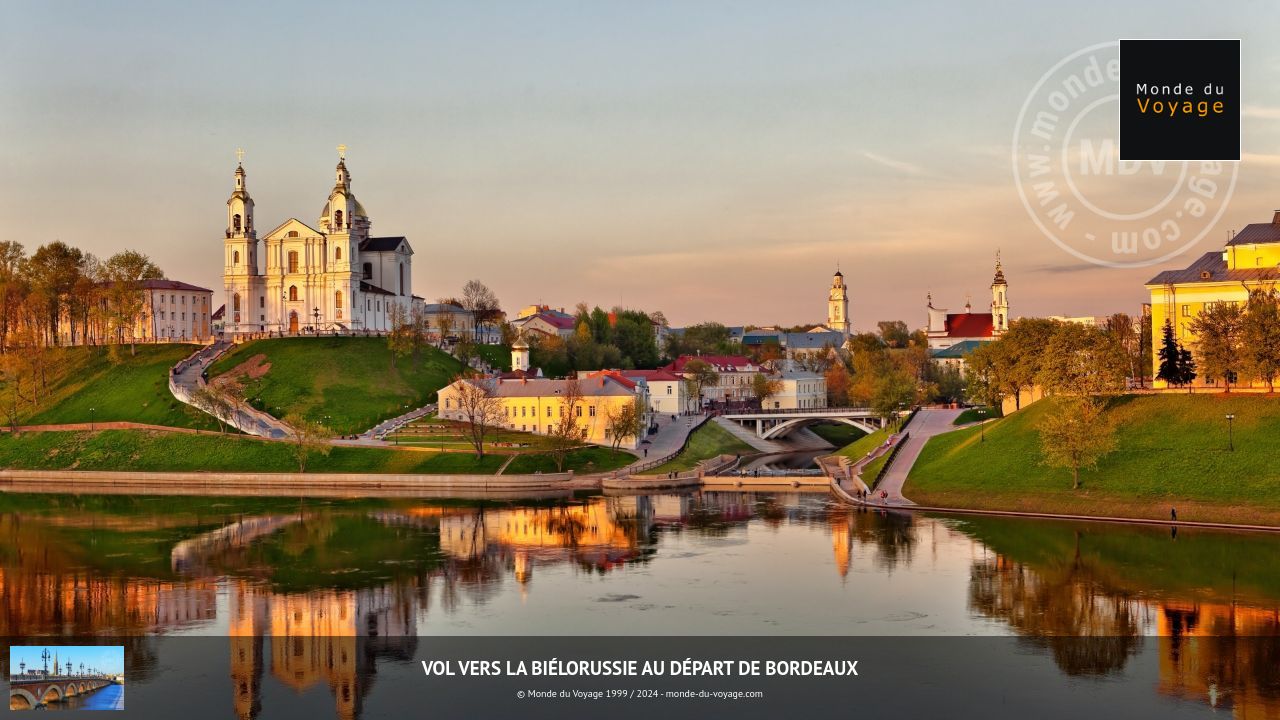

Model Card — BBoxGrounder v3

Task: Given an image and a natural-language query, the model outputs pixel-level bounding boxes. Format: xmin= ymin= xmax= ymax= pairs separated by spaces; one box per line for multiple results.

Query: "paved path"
xmin=620 ymin=413 xmax=708 ymax=472
xmin=875 ymin=407 xmax=965 ymax=506
xmin=170 ymin=341 xmax=292 ymax=440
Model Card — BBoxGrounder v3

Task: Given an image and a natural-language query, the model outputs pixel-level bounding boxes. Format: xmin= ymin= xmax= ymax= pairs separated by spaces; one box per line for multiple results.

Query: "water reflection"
xmin=5 ymin=494 xmax=1280 ymax=717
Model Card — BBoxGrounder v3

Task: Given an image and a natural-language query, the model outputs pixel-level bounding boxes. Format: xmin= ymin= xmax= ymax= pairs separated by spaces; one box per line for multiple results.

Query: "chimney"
xmin=1273 ymin=210 xmax=1280 ymax=225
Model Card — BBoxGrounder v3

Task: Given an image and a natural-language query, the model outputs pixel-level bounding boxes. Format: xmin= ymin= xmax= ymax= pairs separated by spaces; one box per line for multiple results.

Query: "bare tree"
xmin=189 ymin=384 xmax=232 ymax=434
xmin=451 ymin=375 xmax=504 ymax=458
xmin=605 ymin=397 xmax=644 ymax=450
xmin=547 ymin=377 xmax=585 ymax=471
xmin=461 ymin=279 xmax=503 ymax=327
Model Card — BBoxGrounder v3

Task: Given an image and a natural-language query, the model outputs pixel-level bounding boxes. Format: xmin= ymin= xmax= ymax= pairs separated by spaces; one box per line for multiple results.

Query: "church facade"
xmin=222 ymin=152 xmax=415 ymax=336
xmin=926 ymin=254 xmax=1009 ymax=351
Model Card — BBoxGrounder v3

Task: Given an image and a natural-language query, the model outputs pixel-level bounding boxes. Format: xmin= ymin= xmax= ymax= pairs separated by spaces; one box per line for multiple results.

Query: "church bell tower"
xmin=990 ymin=251 xmax=1009 ymax=335
xmin=828 ymin=268 xmax=850 ymax=338
xmin=225 ymin=151 xmax=258 ymax=274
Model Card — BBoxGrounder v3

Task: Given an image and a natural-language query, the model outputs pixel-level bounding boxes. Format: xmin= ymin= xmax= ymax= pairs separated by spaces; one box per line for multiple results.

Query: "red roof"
xmin=944 ymin=313 xmax=994 ymax=339
xmin=582 ymin=370 xmax=638 ymax=390
xmin=664 ymin=355 xmax=757 ymax=373
xmin=622 ymin=369 xmax=682 ymax=382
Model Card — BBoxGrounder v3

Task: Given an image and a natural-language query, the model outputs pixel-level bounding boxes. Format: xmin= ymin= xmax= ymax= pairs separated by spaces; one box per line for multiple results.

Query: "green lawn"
xmin=861 ymin=451 xmax=891 ymax=486
xmin=20 ymin=344 xmax=219 ymax=430
xmin=834 ymin=426 xmax=890 ymax=460
xmin=207 ymin=337 xmax=462 ymax=435
xmin=648 ymin=421 xmax=755 ymax=473
xmin=503 ymin=446 xmax=634 ymax=474
xmin=909 ymin=394 xmax=1280 ymax=525
xmin=470 ymin=343 xmax=511 ymax=372
xmin=809 ymin=422 xmax=866 ymax=447
xmin=953 ymin=406 xmax=1000 ymax=425
xmin=0 ymin=429 xmax=505 ymax=474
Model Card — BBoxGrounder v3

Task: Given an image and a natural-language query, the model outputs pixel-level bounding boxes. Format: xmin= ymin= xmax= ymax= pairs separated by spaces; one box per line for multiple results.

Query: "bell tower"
xmin=827 ymin=268 xmax=850 ymax=338
xmin=990 ymin=251 xmax=1009 ymax=335
xmin=225 ymin=150 xmax=258 ymax=277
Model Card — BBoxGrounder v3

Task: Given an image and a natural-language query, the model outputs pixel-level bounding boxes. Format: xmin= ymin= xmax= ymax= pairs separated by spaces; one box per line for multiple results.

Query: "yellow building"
xmin=1145 ymin=210 xmax=1280 ymax=389
xmin=437 ymin=372 xmax=648 ymax=450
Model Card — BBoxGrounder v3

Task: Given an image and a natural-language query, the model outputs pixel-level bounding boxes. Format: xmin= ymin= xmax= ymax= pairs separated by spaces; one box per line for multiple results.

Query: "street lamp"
xmin=89 ymin=406 xmax=95 ymax=431
xmin=41 ymin=648 xmax=49 ymax=676
xmin=313 ymin=307 xmax=321 ymax=332
xmin=1226 ymin=413 xmax=1236 ymax=452
xmin=978 ymin=408 xmax=987 ymax=443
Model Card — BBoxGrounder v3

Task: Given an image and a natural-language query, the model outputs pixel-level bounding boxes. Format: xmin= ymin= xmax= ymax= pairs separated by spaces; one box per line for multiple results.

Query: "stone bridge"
xmin=720 ymin=406 xmax=884 ymax=439
xmin=10 ymin=677 xmax=116 ymax=710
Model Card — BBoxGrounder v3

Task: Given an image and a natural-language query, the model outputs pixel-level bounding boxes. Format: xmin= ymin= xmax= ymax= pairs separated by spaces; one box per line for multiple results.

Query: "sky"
xmin=3 ymin=1 xmax=1280 ymax=330
xmin=10 ymin=645 xmax=124 ymax=675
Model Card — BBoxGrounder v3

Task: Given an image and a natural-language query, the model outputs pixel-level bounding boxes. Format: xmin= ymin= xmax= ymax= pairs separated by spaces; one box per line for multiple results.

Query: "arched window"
xmin=289 ymin=285 xmax=298 ymax=302
xmin=233 ymin=250 xmax=240 ymax=265
xmin=334 ymin=290 xmax=343 ymax=309
xmin=362 ymin=262 xmax=372 ymax=280
xmin=232 ymin=293 xmax=241 ymax=312
xmin=398 ymin=263 xmax=405 ymax=295
xmin=287 ymin=251 xmax=299 ymax=273
xmin=334 ymin=209 xmax=343 ymax=228
xmin=336 ymin=246 xmax=342 ymax=261
xmin=232 ymin=214 xmax=242 ymax=232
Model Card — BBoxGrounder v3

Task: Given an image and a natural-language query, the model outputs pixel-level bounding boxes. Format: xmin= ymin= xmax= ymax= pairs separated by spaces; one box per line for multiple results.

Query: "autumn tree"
xmin=749 ymin=372 xmax=783 ymax=406
xmin=1037 ymin=322 xmax=1127 ymax=397
xmin=680 ymin=359 xmax=719 ymax=412
xmin=605 ymin=397 xmax=644 ymax=451
xmin=102 ymin=250 xmax=163 ymax=354
xmin=824 ymin=362 xmax=851 ymax=406
xmin=1190 ymin=301 xmax=1245 ymax=391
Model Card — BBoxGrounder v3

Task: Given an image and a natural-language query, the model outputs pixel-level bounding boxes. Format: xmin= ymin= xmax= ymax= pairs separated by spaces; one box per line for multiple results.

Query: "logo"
xmin=1012 ymin=41 xmax=1238 ymax=268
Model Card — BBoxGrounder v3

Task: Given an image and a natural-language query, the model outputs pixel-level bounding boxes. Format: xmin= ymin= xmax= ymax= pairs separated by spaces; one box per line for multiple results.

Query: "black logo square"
xmin=1119 ymin=39 xmax=1240 ymax=161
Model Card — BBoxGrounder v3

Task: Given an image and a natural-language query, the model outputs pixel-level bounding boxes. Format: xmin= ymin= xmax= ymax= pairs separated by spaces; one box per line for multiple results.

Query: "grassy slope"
xmin=0 ymin=430 xmax=505 ymax=474
xmin=472 ymin=343 xmax=511 ymax=372
xmin=834 ymin=426 xmax=890 ymax=460
xmin=953 ymin=406 xmax=1000 ymax=425
xmin=504 ymin=446 xmax=633 ymax=474
xmin=23 ymin=344 xmax=218 ymax=430
xmin=910 ymin=394 xmax=1280 ymax=525
xmin=649 ymin=421 xmax=755 ymax=473
xmin=207 ymin=337 xmax=462 ymax=435
xmin=808 ymin=422 xmax=865 ymax=447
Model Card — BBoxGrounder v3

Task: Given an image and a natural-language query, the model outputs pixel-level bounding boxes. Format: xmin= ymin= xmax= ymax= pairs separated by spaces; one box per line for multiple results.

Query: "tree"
xmin=877 ymin=320 xmax=910 ymax=348
xmin=1104 ymin=312 xmax=1139 ymax=383
xmin=0 ymin=241 xmax=27 ymax=352
xmin=451 ymin=375 xmax=503 ymax=458
xmin=1189 ymin=301 xmax=1245 ymax=391
xmin=605 ymin=397 xmax=644 ymax=451
xmin=749 ymin=372 xmax=783 ymax=406
xmin=102 ymin=250 xmax=163 ymax=354
xmin=824 ymin=362 xmax=851 ymax=406
xmin=681 ymin=359 xmax=719 ymax=412
xmin=189 ymin=384 xmax=232 ymax=434
xmin=1038 ymin=396 xmax=1115 ymax=489
xmin=871 ymin=366 xmax=916 ymax=422
xmin=1156 ymin=318 xmax=1181 ymax=386
xmin=547 ymin=376 xmax=585 ymax=471
xmin=460 ymin=279 xmax=503 ymax=326
xmin=964 ymin=341 xmax=1003 ymax=408
xmin=1177 ymin=345 xmax=1197 ymax=390
xmin=25 ymin=241 xmax=89 ymax=346
xmin=284 ymin=413 xmax=332 ymax=472
xmin=1036 ymin=323 xmax=1127 ymax=397
xmin=1241 ymin=288 xmax=1280 ymax=391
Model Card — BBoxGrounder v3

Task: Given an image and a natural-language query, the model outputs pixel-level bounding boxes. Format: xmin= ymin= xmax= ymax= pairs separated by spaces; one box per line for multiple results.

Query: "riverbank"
xmin=906 ymin=395 xmax=1280 ymax=527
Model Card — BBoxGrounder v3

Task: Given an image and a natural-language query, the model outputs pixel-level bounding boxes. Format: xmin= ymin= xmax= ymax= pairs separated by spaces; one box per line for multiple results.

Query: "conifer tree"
xmin=1156 ymin=319 xmax=1181 ymax=385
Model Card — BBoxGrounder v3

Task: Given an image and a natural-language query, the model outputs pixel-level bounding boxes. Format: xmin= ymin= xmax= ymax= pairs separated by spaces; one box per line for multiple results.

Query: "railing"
xmin=721 ymin=406 xmax=876 ymax=417
xmin=616 ymin=414 xmax=712 ymax=476
xmin=870 ymin=431 xmax=910 ymax=488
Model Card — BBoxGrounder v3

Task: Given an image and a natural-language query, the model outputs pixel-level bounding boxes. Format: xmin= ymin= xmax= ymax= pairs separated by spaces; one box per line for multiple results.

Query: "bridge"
xmin=10 ymin=676 xmax=117 ymax=710
xmin=720 ymin=406 xmax=885 ymax=439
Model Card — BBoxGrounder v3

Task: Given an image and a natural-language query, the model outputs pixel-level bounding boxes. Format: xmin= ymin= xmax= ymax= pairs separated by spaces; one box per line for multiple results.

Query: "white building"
xmin=222 ymin=150 xmax=415 ymax=337
xmin=771 ymin=364 xmax=828 ymax=410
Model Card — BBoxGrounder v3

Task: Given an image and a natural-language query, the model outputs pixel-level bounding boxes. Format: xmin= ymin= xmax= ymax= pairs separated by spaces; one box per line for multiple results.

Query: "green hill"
xmin=19 ymin=344 xmax=216 ymax=429
xmin=208 ymin=337 xmax=462 ymax=435
xmin=909 ymin=394 xmax=1280 ymax=525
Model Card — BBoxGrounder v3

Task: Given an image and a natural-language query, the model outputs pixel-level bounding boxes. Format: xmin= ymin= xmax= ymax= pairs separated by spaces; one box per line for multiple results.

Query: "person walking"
xmin=1171 ymin=507 xmax=1177 ymax=522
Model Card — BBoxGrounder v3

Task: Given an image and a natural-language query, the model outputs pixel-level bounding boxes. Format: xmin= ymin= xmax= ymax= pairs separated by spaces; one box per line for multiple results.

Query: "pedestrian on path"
xmin=1171 ymin=507 xmax=1177 ymax=522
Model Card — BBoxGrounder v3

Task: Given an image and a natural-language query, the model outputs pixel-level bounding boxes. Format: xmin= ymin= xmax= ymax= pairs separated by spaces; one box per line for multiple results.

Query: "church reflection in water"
xmin=5 ymin=496 xmax=1280 ymax=718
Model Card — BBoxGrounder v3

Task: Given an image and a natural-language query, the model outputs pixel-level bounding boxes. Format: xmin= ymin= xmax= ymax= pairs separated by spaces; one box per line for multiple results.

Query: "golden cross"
xmin=235 ymin=147 xmax=245 ymax=163
xmin=337 ymin=144 xmax=347 ymax=159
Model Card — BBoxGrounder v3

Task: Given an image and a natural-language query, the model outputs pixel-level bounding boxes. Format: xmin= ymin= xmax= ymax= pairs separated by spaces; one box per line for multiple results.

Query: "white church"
xmin=222 ymin=149 xmax=415 ymax=336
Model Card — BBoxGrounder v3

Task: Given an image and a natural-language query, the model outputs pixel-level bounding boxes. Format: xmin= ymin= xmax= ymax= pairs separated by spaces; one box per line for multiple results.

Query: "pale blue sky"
xmin=10 ymin=645 xmax=123 ymax=675
xmin=2 ymin=1 xmax=1279 ymax=327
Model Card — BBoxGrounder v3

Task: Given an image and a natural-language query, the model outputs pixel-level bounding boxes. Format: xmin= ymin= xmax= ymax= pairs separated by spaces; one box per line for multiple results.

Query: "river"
xmin=2 ymin=489 xmax=1278 ymax=717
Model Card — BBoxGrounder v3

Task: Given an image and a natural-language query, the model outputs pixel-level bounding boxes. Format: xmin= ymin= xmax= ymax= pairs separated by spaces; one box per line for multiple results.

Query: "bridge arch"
xmin=10 ymin=688 xmax=39 ymax=711
xmin=41 ymin=684 xmax=64 ymax=704
xmin=65 ymin=683 xmax=79 ymax=697
xmin=761 ymin=416 xmax=880 ymax=440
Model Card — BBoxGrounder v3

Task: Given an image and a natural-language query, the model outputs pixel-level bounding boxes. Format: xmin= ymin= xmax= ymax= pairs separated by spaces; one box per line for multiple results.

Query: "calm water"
xmin=3 ymin=489 xmax=1279 ymax=716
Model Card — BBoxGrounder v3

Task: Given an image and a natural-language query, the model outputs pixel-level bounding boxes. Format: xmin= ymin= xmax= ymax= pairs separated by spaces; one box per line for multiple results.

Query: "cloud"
xmin=860 ymin=150 xmax=932 ymax=177
xmin=1244 ymin=105 xmax=1280 ymax=120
